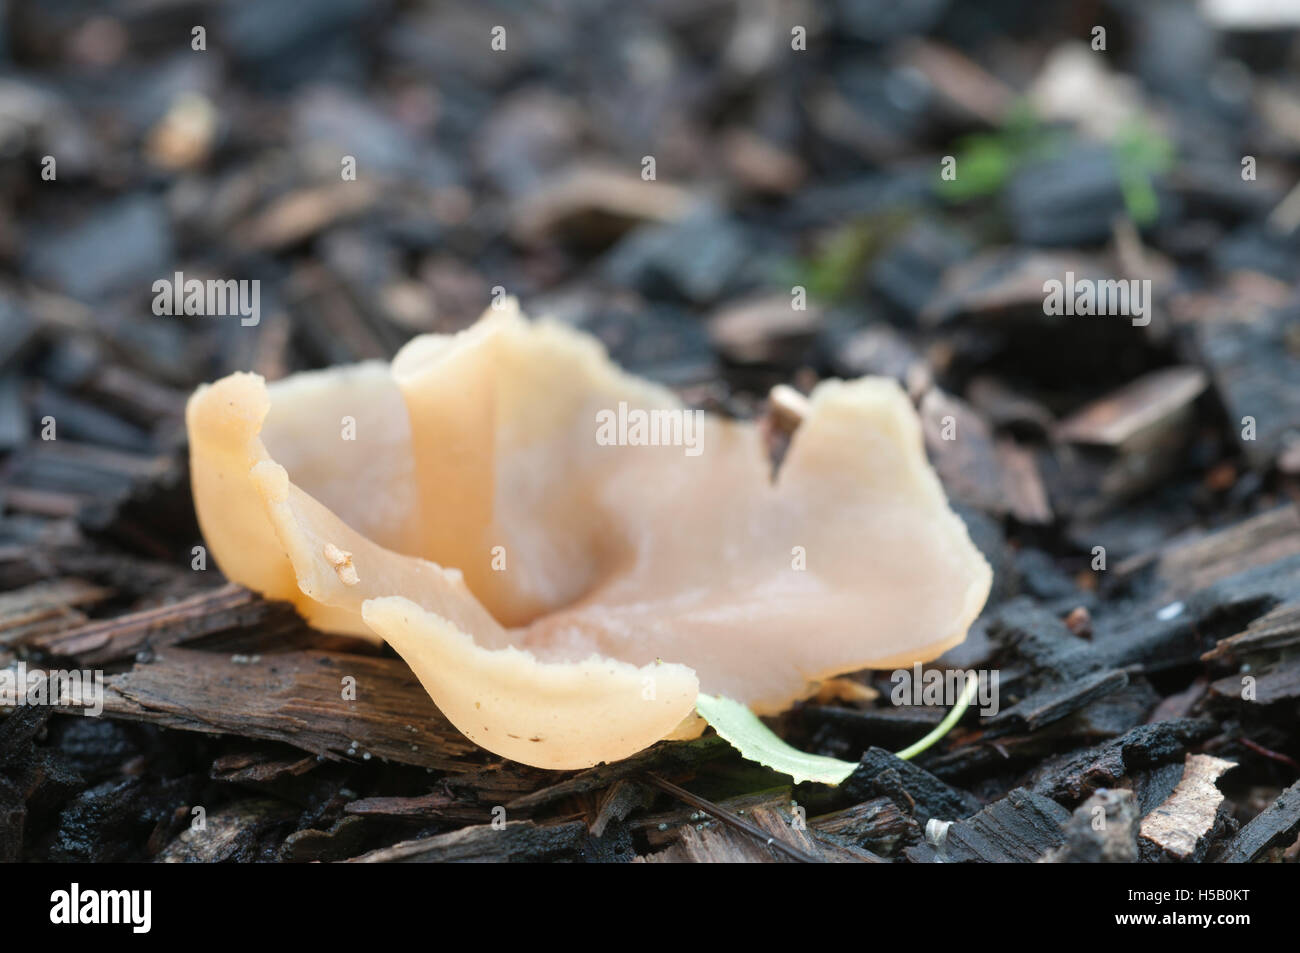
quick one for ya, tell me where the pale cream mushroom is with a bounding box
[186,300,991,769]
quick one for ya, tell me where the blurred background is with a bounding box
[0,0,1298,568]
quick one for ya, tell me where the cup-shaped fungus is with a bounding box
[186,300,992,769]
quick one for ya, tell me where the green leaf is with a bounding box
[937,101,1062,203]
[694,674,981,785]
[694,693,856,785]
[937,134,1013,200]
[1112,122,1175,226]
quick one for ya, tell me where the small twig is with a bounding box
[1238,737,1300,772]
[642,773,824,864]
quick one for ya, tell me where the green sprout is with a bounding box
[937,101,1061,202]
[938,103,1176,225]
[1112,121,1175,225]
[694,671,981,786]
[894,671,980,761]
[775,210,914,304]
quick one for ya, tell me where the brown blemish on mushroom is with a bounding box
[186,299,992,769]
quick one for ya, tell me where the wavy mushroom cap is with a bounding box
[186,300,992,769]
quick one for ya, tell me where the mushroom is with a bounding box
[186,300,991,769]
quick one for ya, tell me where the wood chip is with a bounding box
[1203,601,1300,662]
[239,181,379,251]
[707,294,823,363]
[344,791,487,825]
[1055,367,1207,453]
[904,40,1014,125]
[811,797,919,857]
[346,820,590,863]
[503,736,730,814]
[997,438,1053,524]
[509,166,691,247]
[1217,779,1300,863]
[1121,504,1300,596]
[60,646,483,771]
[1139,754,1235,861]
[157,799,300,863]
[638,804,844,863]
[931,788,1070,863]
[32,584,301,665]
[920,388,1007,515]
[0,578,112,642]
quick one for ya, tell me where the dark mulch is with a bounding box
[2,0,1299,862]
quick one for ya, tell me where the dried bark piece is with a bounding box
[1055,367,1207,453]
[157,799,297,864]
[62,646,481,771]
[1135,504,1300,597]
[0,578,112,643]
[187,301,991,769]
[1203,601,1300,662]
[930,788,1070,863]
[30,583,300,665]
[841,746,983,824]
[1139,754,1236,861]
[638,805,826,864]
[346,820,593,863]
[812,797,919,858]
[1031,719,1217,803]
[509,166,692,247]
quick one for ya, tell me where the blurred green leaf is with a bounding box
[1112,121,1175,225]
[937,100,1059,201]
